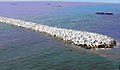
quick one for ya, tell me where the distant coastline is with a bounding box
[0,1,120,4]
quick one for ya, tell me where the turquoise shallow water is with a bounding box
[0,2,120,70]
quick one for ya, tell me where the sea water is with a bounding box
[0,2,120,70]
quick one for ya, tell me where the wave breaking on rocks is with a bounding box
[0,16,116,49]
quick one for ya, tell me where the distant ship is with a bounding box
[11,3,17,5]
[96,12,114,15]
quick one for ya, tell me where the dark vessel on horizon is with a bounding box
[96,12,114,15]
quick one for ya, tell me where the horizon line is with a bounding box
[0,1,120,4]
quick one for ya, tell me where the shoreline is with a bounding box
[0,16,116,49]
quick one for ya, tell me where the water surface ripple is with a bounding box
[0,2,120,70]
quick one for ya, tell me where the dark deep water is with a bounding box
[0,2,120,70]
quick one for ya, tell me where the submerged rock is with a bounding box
[0,16,117,49]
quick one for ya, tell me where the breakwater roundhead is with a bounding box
[0,16,116,49]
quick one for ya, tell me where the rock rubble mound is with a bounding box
[0,16,116,49]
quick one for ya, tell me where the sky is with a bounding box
[1,0,120,3]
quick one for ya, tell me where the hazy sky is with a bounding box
[1,0,120,3]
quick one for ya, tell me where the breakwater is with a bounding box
[0,16,116,49]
